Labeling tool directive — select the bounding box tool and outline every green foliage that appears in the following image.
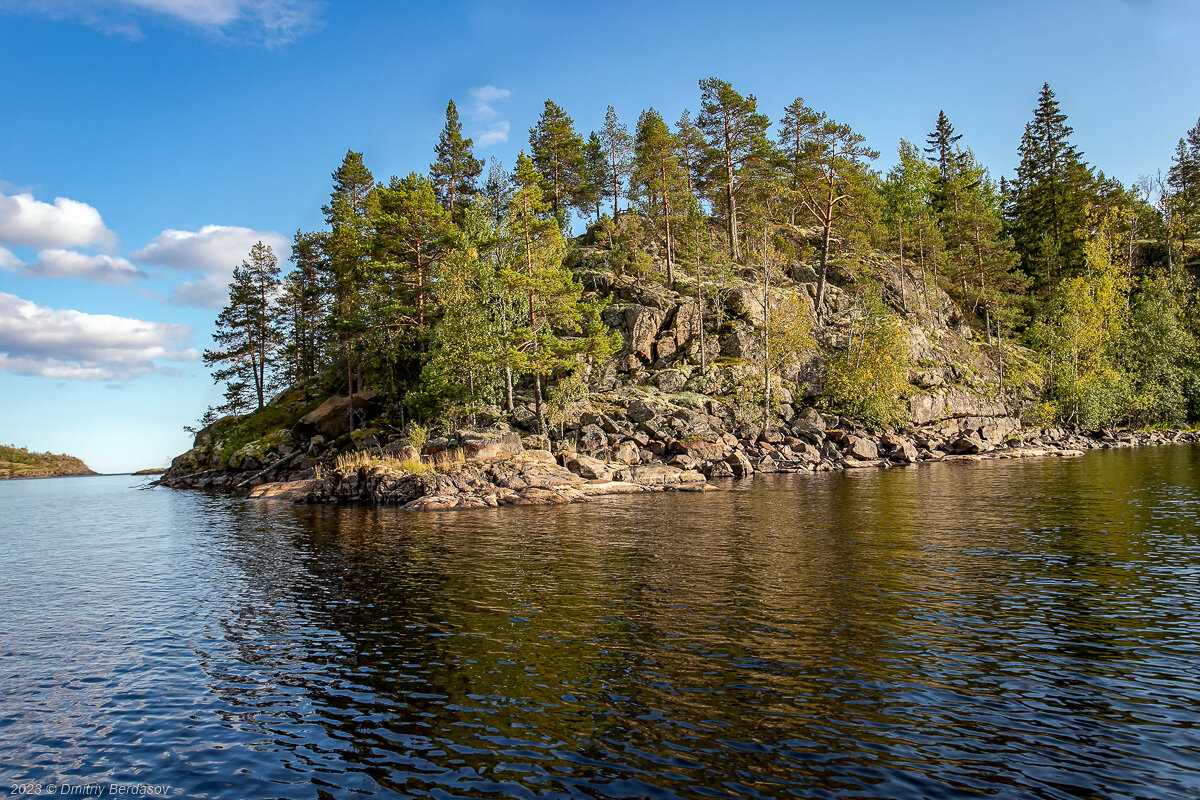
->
[823,282,912,428]
[1009,83,1095,292]
[697,77,773,261]
[211,397,321,469]
[203,241,283,413]
[545,370,589,439]
[430,98,483,222]
[1123,273,1199,426]
[529,99,586,225]
[1028,236,1130,426]
[0,445,93,479]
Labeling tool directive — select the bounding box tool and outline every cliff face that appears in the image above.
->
[0,445,97,479]
[571,244,1028,434]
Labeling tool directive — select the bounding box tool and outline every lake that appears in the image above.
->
[2,446,1199,799]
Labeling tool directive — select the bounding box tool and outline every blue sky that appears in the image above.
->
[1,0,1198,473]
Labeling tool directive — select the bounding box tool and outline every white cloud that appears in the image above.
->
[26,249,147,284]
[0,246,19,269]
[0,292,198,381]
[132,224,289,274]
[168,273,233,308]
[0,191,118,251]
[0,0,321,44]
[465,85,512,147]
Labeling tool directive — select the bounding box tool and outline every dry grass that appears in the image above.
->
[333,450,433,475]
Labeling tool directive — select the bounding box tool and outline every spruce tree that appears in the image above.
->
[579,132,608,223]
[1010,83,1094,291]
[528,100,585,225]
[430,99,483,223]
[882,139,941,310]
[277,230,327,390]
[1167,117,1200,265]
[924,110,967,217]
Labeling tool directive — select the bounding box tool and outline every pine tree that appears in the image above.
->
[778,98,878,322]
[697,78,772,261]
[633,108,689,284]
[277,230,327,391]
[430,99,483,223]
[501,153,617,428]
[674,109,705,203]
[529,100,586,225]
[882,139,941,311]
[598,105,633,220]
[321,150,375,424]
[579,132,607,223]
[417,202,510,422]
[1009,83,1094,292]
[204,242,282,412]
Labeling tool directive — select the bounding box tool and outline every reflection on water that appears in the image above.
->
[2,447,1199,798]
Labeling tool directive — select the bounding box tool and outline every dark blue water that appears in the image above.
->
[2,447,1200,799]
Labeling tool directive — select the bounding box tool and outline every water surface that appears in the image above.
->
[2,447,1199,798]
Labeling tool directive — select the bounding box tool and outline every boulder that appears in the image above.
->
[950,433,986,454]
[612,440,641,464]
[726,450,754,477]
[626,398,658,423]
[726,287,767,326]
[630,464,683,485]
[459,431,523,463]
[652,369,687,393]
[248,479,320,501]
[578,424,608,454]
[721,324,760,361]
[844,436,879,461]
[295,391,380,439]
[624,305,666,365]
[671,435,731,462]
[565,455,611,480]
[706,460,735,478]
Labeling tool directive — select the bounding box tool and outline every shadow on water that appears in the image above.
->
[2,447,1199,798]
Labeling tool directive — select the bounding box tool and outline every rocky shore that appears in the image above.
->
[159,394,1197,510]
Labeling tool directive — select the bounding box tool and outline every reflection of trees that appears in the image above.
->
[184,444,1200,797]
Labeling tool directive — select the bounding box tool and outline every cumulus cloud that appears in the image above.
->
[0,292,199,381]
[466,85,512,147]
[168,273,234,308]
[0,191,118,252]
[0,0,322,44]
[26,249,147,284]
[0,246,19,269]
[132,224,289,274]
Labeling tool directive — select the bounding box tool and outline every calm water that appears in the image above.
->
[2,448,1200,799]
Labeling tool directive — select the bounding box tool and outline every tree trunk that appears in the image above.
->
[534,372,545,432]
[814,220,833,324]
[345,344,355,435]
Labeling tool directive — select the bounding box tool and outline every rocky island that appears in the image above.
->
[158,80,1200,509]
[0,445,97,480]
[158,250,1197,510]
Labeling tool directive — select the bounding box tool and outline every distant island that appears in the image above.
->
[0,445,98,480]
